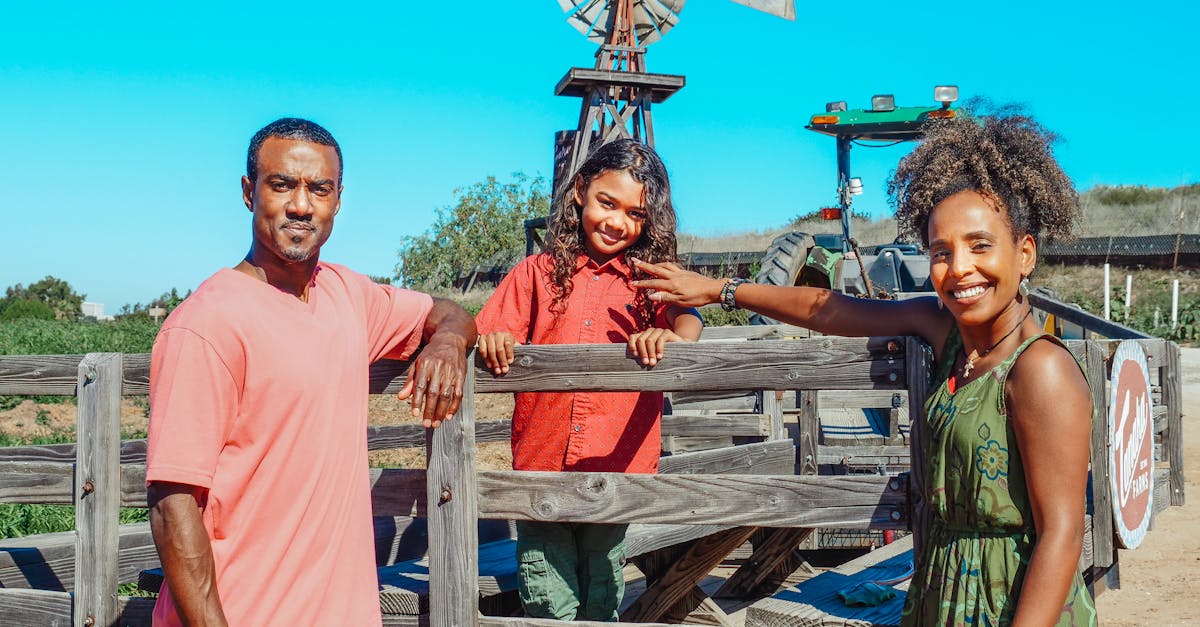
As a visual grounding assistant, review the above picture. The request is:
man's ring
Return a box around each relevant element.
[416,383,426,390]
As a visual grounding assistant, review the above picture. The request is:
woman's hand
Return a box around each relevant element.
[477,331,517,375]
[630,258,725,308]
[628,328,688,366]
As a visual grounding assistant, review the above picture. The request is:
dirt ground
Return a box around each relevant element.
[0,352,1193,624]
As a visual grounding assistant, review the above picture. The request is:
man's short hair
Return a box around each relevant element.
[246,118,343,184]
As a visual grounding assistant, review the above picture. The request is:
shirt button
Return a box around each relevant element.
[593,275,600,281]
[584,319,592,326]
[573,425,581,432]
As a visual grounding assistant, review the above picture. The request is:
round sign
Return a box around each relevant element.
[1108,340,1154,549]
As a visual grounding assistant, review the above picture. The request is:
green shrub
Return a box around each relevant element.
[0,299,55,322]
[0,317,159,355]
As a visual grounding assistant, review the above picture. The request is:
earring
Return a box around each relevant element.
[937,298,944,310]
[1018,277,1030,297]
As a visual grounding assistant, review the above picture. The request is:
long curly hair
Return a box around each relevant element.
[888,101,1080,247]
[545,139,678,330]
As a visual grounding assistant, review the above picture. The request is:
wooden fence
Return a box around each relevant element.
[0,323,1185,625]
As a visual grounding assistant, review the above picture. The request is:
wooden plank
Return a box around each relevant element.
[477,472,907,529]
[0,588,73,626]
[667,391,758,412]
[484,618,672,627]
[697,324,810,341]
[1085,340,1114,568]
[369,420,510,450]
[0,353,151,396]
[370,338,908,395]
[0,522,157,591]
[1029,293,1152,340]
[1162,342,1185,506]
[0,439,148,465]
[75,353,122,627]
[0,461,75,504]
[660,413,767,437]
[714,527,814,599]
[658,440,794,476]
[425,366,478,626]
[905,337,933,569]
[818,390,906,409]
[622,526,758,622]
[797,391,819,477]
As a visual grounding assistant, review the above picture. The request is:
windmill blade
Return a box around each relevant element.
[728,0,795,21]
[561,0,686,46]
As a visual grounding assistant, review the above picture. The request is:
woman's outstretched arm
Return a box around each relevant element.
[630,259,953,348]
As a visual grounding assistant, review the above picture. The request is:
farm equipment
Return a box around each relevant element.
[751,86,960,323]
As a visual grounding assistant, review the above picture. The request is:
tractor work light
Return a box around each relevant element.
[871,94,895,112]
[820,207,842,220]
[826,101,847,112]
[810,114,840,125]
[848,177,864,195]
[934,85,959,105]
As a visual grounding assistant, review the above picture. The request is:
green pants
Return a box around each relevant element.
[515,520,629,620]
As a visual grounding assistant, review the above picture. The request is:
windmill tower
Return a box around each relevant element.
[551,0,795,195]
[528,1,795,253]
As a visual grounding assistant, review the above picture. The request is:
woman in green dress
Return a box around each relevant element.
[631,109,1097,626]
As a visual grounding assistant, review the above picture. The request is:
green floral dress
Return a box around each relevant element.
[901,329,1096,626]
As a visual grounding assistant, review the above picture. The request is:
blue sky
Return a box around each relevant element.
[2,1,1196,311]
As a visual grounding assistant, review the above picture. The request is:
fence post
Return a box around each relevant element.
[426,365,479,626]
[1084,341,1114,569]
[1162,341,1185,506]
[763,390,785,442]
[904,338,932,566]
[75,353,123,627]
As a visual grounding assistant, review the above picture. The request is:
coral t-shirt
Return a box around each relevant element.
[475,253,671,474]
[146,263,432,627]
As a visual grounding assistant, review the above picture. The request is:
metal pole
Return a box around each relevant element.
[1124,274,1132,323]
[1172,279,1180,330]
[1103,263,1111,321]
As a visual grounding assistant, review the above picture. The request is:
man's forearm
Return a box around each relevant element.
[148,483,228,627]
[424,297,478,349]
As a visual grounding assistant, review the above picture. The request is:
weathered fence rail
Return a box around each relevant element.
[0,321,1185,625]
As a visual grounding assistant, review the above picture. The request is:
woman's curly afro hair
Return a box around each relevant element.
[888,101,1080,247]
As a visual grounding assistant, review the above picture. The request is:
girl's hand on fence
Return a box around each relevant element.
[630,258,724,308]
[477,332,517,375]
[628,328,685,366]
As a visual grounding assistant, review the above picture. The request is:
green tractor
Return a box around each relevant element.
[750,86,960,324]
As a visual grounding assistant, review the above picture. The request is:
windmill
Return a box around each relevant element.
[528,0,797,252]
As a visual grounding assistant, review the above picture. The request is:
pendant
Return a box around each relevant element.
[962,357,975,379]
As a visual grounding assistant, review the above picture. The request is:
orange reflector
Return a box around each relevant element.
[810,115,840,125]
[821,207,842,220]
[927,109,956,119]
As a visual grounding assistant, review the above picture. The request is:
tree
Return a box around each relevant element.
[117,288,192,320]
[0,299,55,322]
[5,276,85,320]
[397,173,549,289]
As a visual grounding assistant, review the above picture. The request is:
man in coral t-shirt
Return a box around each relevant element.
[145,118,476,626]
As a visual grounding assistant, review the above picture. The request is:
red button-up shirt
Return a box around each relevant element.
[476,252,671,474]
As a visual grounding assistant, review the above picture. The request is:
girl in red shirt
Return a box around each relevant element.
[476,138,702,620]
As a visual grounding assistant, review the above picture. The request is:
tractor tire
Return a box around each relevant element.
[749,232,812,326]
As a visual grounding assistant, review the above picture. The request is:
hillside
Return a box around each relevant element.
[677,184,1200,252]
